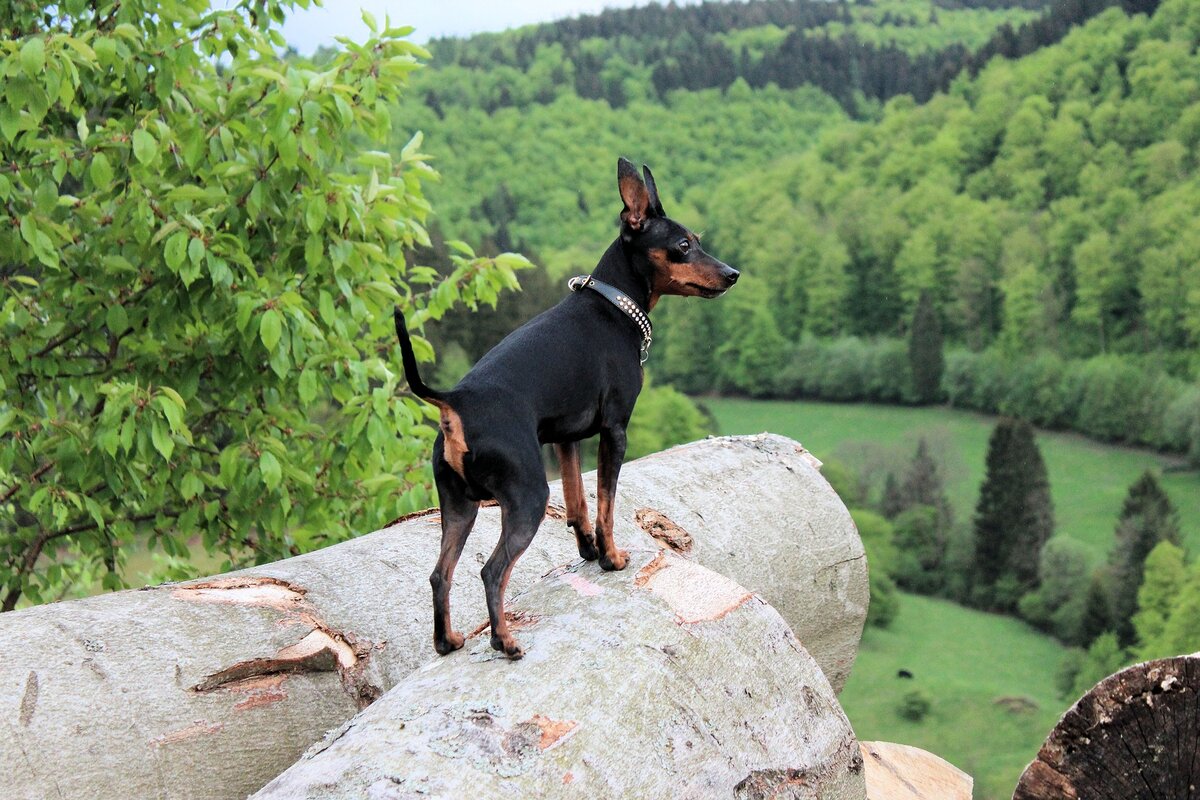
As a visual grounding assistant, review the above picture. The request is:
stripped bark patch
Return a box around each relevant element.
[230,675,289,711]
[19,671,37,726]
[637,552,753,624]
[385,507,439,528]
[635,508,693,553]
[468,609,544,639]
[171,576,307,611]
[528,714,578,750]
[178,577,382,709]
[544,503,567,521]
[634,550,668,587]
[734,767,810,798]
[150,720,225,748]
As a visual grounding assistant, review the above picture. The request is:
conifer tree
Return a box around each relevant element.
[908,291,944,404]
[1107,471,1181,646]
[971,418,1055,610]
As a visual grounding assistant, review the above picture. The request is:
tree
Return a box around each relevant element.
[1131,540,1186,658]
[908,290,944,403]
[891,504,946,595]
[0,1,527,610]
[1106,471,1181,646]
[971,418,1055,610]
[1016,536,1091,644]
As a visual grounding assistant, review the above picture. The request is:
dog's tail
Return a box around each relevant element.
[393,307,444,403]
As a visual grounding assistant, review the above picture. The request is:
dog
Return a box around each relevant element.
[394,157,738,658]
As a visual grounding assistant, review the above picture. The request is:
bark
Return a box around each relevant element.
[1013,652,1200,800]
[253,549,866,800]
[859,741,971,799]
[0,434,867,800]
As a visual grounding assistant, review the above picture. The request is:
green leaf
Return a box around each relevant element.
[164,232,188,271]
[106,303,128,333]
[298,368,319,404]
[259,451,282,490]
[150,419,174,461]
[90,152,113,188]
[180,472,204,501]
[20,38,46,78]
[132,129,157,165]
[187,236,205,266]
[156,395,184,433]
[305,195,327,232]
[260,308,282,350]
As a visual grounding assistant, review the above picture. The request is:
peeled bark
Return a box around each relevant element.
[254,549,867,800]
[0,434,866,800]
[1013,652,1200,800]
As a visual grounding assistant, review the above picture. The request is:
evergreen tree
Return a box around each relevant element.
[880,472,906,519]
[908,291,945,404]
[1107,471,1182,646]
[971,418,1055,610]
[1078,571,1115,646]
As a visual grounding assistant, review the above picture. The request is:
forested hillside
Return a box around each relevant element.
[390,0,1198,462]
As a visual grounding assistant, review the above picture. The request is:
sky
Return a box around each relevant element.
[277,1,700,52]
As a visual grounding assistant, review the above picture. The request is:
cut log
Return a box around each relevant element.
[253,549,867,800]
[0,434,867,800]
[1013,652,1200,800]
[860,741,971,799]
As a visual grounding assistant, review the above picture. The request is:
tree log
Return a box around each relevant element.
[860,741,971,799]
[0,434,867,800]
[1013,652,1200,800]
[253,549,867,800]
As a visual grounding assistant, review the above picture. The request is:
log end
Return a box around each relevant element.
[860,741,971,800]
[1013,652,1200,800]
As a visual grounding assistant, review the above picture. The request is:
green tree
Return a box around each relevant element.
[891,505,946,595]
[907,291,944,404]
[0,1,527,609]
[1016,537,1091,644]
[971,418,1055,610]
[1107,471,1182,646]
[1132,540,1186,658]
[1067,632,1129,700]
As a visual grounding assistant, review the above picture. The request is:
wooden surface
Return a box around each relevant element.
[0,434,867,800]
[254,549,867,800]
[1014,652,1200,800]
[860,741,972,800]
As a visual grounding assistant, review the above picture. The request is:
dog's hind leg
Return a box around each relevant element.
[481,455,549,659]
[430,462,479,655]
[555,441,599,561]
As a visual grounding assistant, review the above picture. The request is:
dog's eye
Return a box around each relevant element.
[678,239,690,254]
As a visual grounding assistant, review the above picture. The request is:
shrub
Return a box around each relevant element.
[897,689,933,721]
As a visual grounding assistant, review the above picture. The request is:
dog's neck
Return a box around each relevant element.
[590,238,653,313]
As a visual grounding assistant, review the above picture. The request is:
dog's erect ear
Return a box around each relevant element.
[642,165,666,218]
[617,157,651,231]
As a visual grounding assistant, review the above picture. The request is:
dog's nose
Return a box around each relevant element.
[722,266,740,286]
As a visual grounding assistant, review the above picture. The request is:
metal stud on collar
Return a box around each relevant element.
[568,274,653,364]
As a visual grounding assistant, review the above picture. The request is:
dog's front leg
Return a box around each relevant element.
[555,441,600,561]
[595,428,629,571]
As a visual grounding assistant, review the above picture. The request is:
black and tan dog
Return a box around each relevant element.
[394,158,738,659]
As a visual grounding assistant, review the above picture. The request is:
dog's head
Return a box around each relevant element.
[617,157,739,309]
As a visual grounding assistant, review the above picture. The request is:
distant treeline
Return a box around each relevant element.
[417,0,1157,115]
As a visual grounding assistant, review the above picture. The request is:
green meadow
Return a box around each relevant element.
[706,397,1200,800]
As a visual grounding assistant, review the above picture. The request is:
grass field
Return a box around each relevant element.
[841,593,1067,800]
[705,398,1200,562]
[705,398,1200,799]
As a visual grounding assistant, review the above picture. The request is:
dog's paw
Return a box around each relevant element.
[600,549,628,571]
[491,633,525,660]
[434,630,465,655]
[577,537,600,561]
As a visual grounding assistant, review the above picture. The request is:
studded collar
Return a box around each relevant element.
[567,275,653,364]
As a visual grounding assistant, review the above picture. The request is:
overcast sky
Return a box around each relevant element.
[276,1,699,52]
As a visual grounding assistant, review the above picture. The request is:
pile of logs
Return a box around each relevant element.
[18,433,1190,798]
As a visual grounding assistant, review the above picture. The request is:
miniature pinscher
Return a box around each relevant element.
[394,157,738,658]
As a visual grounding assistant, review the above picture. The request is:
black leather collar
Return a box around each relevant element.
[568,275,653,363]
